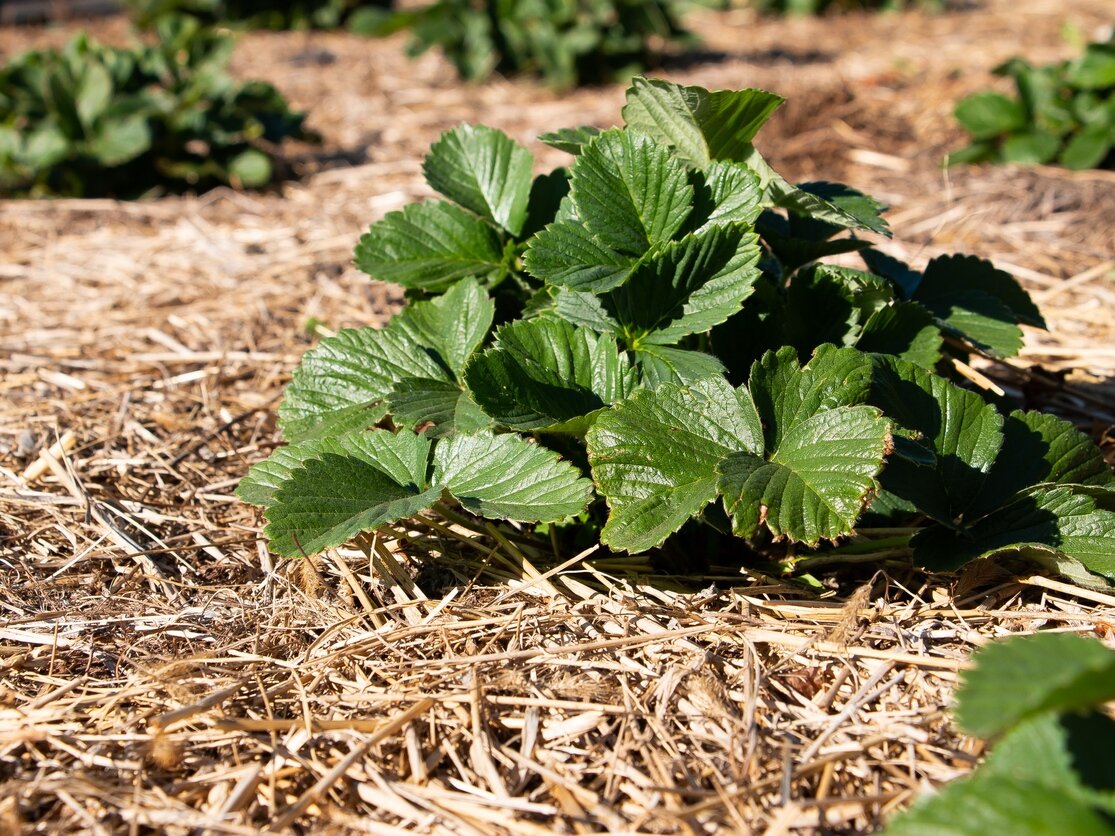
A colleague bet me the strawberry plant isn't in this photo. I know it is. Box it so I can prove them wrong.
[747,0,943,14]
[365,0,696,88]
[953,39,1115,170]
[0,15,317,198]
[887,632,1115,835]
[124,0,393,31]
[240,77,1115,586]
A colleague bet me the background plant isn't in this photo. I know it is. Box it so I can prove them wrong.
[240,77,1115,587]
[744,0,943,16]
[362,0,697,88]
[0,15,317,198]
[886,632,1115,835]
[124,0,393,31]
[953,38,1115,170]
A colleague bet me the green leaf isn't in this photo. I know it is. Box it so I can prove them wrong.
[423,124,534,236]
[237,436,329,507]
[855,302,943,368]
[911,484,1115,579]
[538,125,602,155]
[973,410,1115,514]
[1002,130,1061,164]
[523,220,634,292]
[1067,43,1115,90]
[634,345,726,387]
[955,633,1115,738]
[868,356,1004,524]
[433,431,592,521]
[954,91,1026,140]
[76,61,112,127]
[796,182,890,236]
[719,404,891,545]
[278,280,492,440]
[608,224,762,345]
[354,200,507,292]
[588,376,764,554]
[694,160,764,230]
[228,147,271,188]
[264,430,439,557]
[885,774,1115,836]
[722,346,890,544]
[386,378,489,437]
[1060,125,1111,170]
[465,317,636,433]
[621,76,785,167]
[391,277,494,377]
[748,345,875,451]
[912,254,1043,358]
[21,124,70,167]
[571,128,693,256]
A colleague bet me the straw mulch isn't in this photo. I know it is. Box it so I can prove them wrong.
[2,0,1114,831]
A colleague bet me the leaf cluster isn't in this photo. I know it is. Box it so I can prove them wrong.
[0,15,317,198]
[887,632,1115,835]
[240,77,1115,587]
[361,0,697,88]
[123,0,393,31]
[953,38,1115,170]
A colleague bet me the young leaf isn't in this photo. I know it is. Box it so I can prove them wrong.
[354,200,507,292]
[465,317,636,433]
[422,124,534,236]
[538,125,602,155]
[588,376,764,554]
[523,220,634,292]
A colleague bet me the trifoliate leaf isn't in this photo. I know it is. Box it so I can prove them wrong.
[354,200,507,292]
[571,128,693,256]
[237,436,329,507]
[621,76,784,167]
[588,376,764,554]
[718,405,891,545]
[264,430,439,557]
[465,317,636,433]
[433,431,592,521]
[955,633,1115,739]
[422,124,534,236]
[868,357,1004,524]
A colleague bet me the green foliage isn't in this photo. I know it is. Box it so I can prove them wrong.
[123,0,392,31]
[239,77,1115,589]
[953,39,1115,171]
[0,16,316,198]
[886,633,1115,835]
[364,0,697,88]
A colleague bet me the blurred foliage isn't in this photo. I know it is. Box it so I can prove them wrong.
[953,39,1115,170]
[0,15,318,198]
[744,0,944,14]
[123,0,393,31]
[358,0,699,88]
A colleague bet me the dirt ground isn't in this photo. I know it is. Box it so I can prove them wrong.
[2,0,1114,832]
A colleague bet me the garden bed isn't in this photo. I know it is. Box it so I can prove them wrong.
[2,0,1114,831]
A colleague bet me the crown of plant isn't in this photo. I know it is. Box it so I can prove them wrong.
[240,77,1115,587]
